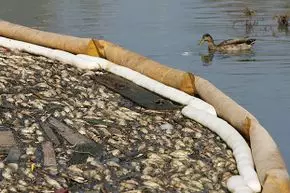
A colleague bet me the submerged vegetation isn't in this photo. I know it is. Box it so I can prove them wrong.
[232,7,259,35]
[232,7,289,36]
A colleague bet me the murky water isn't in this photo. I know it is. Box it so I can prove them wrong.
[1,0,289,169]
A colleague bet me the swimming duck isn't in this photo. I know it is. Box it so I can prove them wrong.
[243,7,256,17]
[199,34,256,51]
[273,14,289,27]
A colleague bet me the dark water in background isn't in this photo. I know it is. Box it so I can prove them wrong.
[1,0,289,169]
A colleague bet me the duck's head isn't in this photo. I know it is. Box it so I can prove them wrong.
[199,34,214,45]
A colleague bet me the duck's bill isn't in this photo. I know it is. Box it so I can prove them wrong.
[198,39,204,45]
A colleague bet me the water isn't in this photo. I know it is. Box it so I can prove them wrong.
[1,0,289,169]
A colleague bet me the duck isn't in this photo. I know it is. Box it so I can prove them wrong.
[199,34,256,52]
[273,14,288,27]
[243,7,256,17]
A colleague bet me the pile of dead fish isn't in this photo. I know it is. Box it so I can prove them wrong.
[0,47,237,193]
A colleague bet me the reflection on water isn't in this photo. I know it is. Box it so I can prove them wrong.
[277,17,289,34]
[200,50,255,65]
[233,19,259,35]
[200,52,214,65]
[1,0,290,169]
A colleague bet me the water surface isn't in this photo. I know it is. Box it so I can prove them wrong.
[1,0,289,169]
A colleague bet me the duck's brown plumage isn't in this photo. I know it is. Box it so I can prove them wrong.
[274,15,289,27]
[218,38,256,46]
[199,34,256,51]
